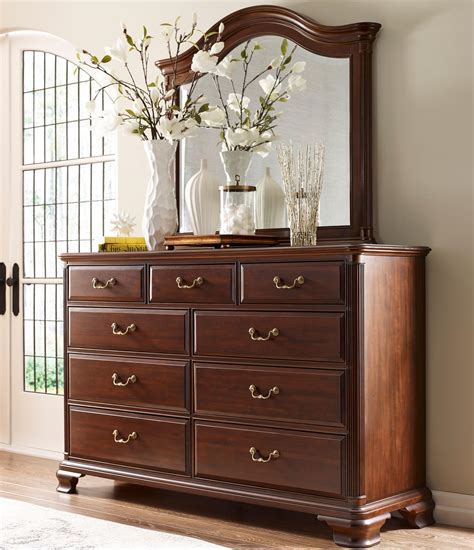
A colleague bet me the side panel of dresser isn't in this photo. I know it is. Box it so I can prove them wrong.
[360,254,427,503]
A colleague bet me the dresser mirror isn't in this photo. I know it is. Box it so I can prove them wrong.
[157,5,381,241]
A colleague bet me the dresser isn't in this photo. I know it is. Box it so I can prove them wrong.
[57,244,434,548]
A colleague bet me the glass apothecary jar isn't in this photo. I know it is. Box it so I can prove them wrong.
[219,175,256,235]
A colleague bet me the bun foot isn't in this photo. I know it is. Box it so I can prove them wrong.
[399,498,435,528]
[56,469,84,494]
[318,513,390,548]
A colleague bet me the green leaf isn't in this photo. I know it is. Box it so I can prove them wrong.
[76,51,81,61]
[220,130,225,140]
[73,66,79,76]
[126,34,134,47]
[284,55,292,65]
[160,22,173,26]
[198,103,209,113]
[195,114,202,124]
[101,55,112,63]
[91,56,99,65]
[143,25,147,37]
[281,38,288,56]
[253,43,262,50]
[148,82,156,87]
[240,49,247,59]
[125,109,136,117]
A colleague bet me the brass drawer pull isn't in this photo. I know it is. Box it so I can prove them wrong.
[176,276,203,289]
[92,277,117,289]
[249,327,279,341]
[249,384,280,399]
[273,275,304,289]
[111,322,136,336]
[112,429,138,444]
[249,447,280,463]
[112,373,137,386]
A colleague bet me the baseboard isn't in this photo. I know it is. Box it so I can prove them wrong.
[432,490,474,529]
[0,443,62,462]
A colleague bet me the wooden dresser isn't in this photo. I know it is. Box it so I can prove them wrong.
[57,244,434,547]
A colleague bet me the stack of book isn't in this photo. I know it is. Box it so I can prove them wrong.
[97,237,148,252]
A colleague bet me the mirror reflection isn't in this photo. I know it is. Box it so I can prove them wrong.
[179,35,350,232]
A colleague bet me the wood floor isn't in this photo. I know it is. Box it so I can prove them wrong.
[0,451,472,549]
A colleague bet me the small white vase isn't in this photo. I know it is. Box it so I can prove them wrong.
[184,159,220,235]
[142,140,178,251]
[256,167,286,228]
[220,150,253,184]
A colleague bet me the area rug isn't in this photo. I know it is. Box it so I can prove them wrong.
[0,497,225,549]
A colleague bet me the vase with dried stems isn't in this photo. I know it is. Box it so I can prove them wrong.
[277,143,324,246]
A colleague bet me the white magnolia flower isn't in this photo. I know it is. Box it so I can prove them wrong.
[191,50,219,74]
[218,22,225,35]
[92,111,122,136]
[227,93,250,113]
[104,37,127,64]
[258,74,282,98]
[260,130,280,142]
[288,74,307,92]
[158,116,186,142]
[253,141,272,157]
[132,99,144,115]
[225,127,259,148]
[114,95,130,114]
[150,87,160,104]
[155,68,165,87]
[269,55,283,69]
[200,106,226,127]
[291,61,306,73]
[162,27,173,42]
[210,41,224,55]
[192,12,197,25]
[122,120,140,135]
[215,56,236,80]
[85,100,96,114]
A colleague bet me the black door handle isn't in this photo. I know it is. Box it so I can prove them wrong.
[0,263,5,315]
[5,263,19,316]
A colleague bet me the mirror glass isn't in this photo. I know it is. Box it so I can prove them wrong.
[179,35,350,231]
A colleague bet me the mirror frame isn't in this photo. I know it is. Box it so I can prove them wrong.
[156,5,381,242]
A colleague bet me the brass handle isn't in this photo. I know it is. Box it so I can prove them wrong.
[249,327,279,341]
[112,429,138,444]
[111,322,136,336]
[92,277,117,289]
[112,373,137,386]
[273,275,304,289]
[176,276,203,289]
[249,447,280,463]
[249,384,280,399]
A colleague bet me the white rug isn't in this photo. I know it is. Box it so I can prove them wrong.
[0,497,225,549]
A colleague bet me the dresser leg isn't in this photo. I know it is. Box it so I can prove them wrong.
[398,498,435,528]
[56,469,84,494]
[318,513,390,548]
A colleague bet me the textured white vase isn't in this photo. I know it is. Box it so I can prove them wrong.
[220,150,253,184]
[184,159,220,235]
[256,167,286,228]
[142,140,178,251]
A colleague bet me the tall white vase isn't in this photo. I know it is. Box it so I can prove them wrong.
[220,150,253,184]
[256,167,286,228]
[184,159,220,235]
[142,140,178,251]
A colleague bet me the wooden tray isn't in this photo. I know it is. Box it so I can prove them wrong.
[164,234,281,250]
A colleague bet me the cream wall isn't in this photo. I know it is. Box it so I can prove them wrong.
[1,0,473,496]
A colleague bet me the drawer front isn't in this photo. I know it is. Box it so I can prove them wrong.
[194,311,345,362]
[241,262,345,305]
[69,308,188,355]
[195,422,344,496]
[69,355,189,412]
[69,266,145,302]
[194,363,344,426]
[150,264,235,304]
[69,408,188,474]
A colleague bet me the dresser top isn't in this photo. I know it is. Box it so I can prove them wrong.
[60,243,430,264]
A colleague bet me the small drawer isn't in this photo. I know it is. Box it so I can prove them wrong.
[69,308,188,355]
[150,264,235,304]
[69,355,189,412]
[194,311,345,363]
[194,422,344,496]
[68,265,145,302]
[241,262,345,305]
[69,407,188,474]
[194,363,344,427]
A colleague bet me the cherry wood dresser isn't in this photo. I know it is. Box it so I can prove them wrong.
[57,244,434,547]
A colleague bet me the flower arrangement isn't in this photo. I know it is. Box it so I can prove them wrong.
[78,16,225,142]
[190,38,307,157]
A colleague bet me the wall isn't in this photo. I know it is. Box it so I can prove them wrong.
[1,0,473,498]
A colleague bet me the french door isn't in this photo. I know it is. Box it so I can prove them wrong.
[0,31,116,453]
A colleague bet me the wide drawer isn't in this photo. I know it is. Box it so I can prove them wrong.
[194,311,345,362]
[241,262,345,305]
[194,422,344,496]
[69,354,189,412]
[69,308,188,355]
[69,407,188,474]
[150,264,235,304]
[68,266,145,302]
[194,363,344,426]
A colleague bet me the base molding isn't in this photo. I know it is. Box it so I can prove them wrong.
[0,443,62,461]
[431,490,474,529]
